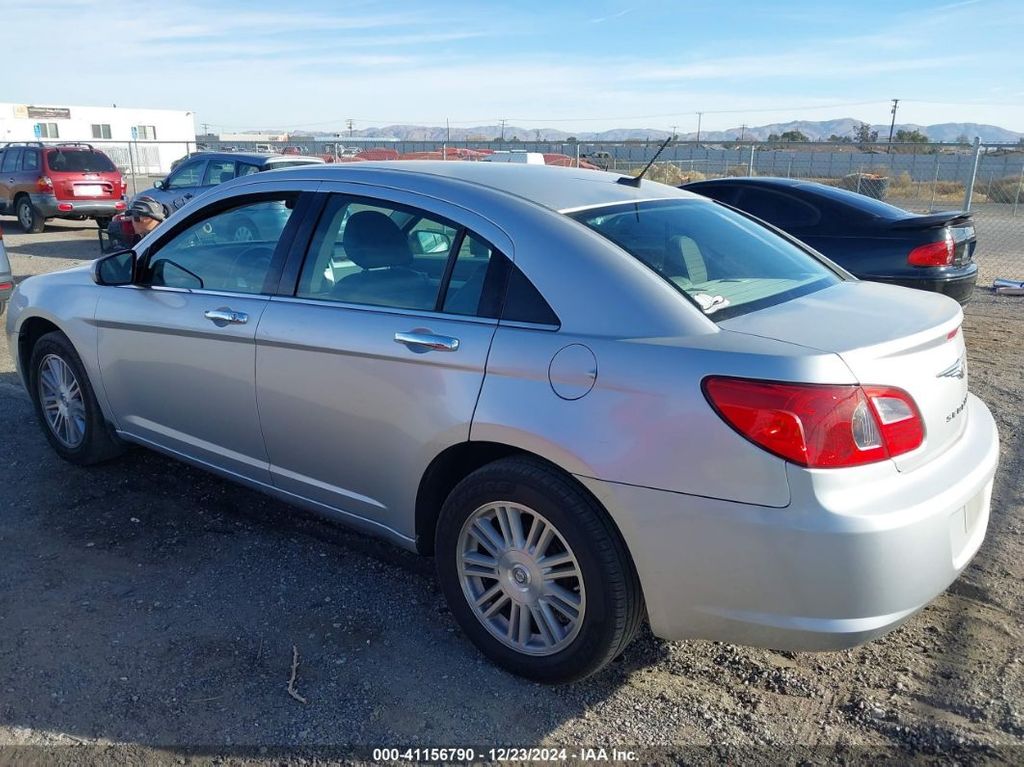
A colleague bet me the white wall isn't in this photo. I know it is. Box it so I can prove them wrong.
[0,103,196,174]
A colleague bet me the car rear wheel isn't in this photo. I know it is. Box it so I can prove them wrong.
[29,331,125,465]
[17,197,45,233]
[435,457,643,683]
[95,216,112,230]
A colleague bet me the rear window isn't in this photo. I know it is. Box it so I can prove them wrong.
[795,183,909,220]
[45,149,116,173]
[569,199,840,321]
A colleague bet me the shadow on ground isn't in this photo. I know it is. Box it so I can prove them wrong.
[0,384,664,748]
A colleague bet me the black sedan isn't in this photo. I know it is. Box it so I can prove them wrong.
[684,177,978,304]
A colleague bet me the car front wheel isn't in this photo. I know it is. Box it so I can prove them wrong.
[28,331,125,465]
[436,457,643,683]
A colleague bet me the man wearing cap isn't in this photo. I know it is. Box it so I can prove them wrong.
[105,197,166,250]
[128,197,166,239]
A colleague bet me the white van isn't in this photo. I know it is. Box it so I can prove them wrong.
[482,150,546,164]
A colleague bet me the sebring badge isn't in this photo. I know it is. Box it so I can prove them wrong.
[937,355,966,380]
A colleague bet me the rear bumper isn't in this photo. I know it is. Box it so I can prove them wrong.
[29,193,125,219]
[579,393,999,651]
[868,268,978,305]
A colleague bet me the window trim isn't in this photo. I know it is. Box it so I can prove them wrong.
[139,191,313,295]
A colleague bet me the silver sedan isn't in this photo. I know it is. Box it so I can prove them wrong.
[4,163,999,682]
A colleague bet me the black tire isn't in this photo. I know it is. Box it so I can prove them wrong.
[95,216,112,230]
[28,331,125,465]
[435,457,644,683]
[16,196,45,233]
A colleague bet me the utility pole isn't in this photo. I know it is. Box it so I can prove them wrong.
[670,124,678,138]
[887,98,900,153]
[695,112,703,144]
[346,118,354,138]
[499,119,507,141]
[446,117,451,143]
[202,122,209,135]
[739,124,746,142]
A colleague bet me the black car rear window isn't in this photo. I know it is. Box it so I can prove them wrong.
[45,149,116,173]
[791,183,909,219]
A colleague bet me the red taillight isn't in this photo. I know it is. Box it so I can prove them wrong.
[115,201,126,210]
[703,377,924,468]
[36,175,53,192]
[908,236,953,266]
[57,202,73,211]
[0,282,12,292]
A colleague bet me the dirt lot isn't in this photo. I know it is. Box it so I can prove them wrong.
[0,219,1022,762]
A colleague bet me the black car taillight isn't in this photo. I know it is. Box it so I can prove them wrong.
[908,231,954,266]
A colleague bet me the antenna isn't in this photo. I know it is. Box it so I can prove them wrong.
[617,133,675,187]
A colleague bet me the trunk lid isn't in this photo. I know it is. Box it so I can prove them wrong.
[719,280,968,472]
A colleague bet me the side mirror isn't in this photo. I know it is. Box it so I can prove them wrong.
[93,250,137,286]
[412,230,452,255]
[153,179,165,190]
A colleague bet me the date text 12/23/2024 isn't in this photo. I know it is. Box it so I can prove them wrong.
[373,747,638,762]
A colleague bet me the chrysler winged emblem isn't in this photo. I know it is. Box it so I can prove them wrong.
[937,355,966,380]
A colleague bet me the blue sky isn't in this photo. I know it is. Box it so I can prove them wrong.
[5,0,1023,133]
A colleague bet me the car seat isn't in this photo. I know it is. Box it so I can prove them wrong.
[333,211,435,309]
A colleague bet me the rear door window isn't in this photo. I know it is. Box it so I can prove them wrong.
[22,149,40,171]
[202,159,236,186]
[570,199,839,320]
[296,196,458,311]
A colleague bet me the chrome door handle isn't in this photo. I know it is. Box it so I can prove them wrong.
[394,331,460,352]
[204,309,248,324]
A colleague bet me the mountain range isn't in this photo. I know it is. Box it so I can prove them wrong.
[289,119,1023,144]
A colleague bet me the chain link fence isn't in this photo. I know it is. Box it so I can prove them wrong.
[41,136,1020,285]
[572,140,1024,286]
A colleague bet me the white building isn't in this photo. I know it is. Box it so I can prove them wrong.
[0,102,196,174]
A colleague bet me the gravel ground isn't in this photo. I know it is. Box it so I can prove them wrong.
[0,218,1021,763]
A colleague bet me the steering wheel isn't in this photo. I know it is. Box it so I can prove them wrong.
[228,245,275,291]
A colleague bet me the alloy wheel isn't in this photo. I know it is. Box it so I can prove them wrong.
[37,354,87,448]
[457,502,586,656]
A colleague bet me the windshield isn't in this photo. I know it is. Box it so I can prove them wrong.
[569,199,841,321]
[46,149,116,173]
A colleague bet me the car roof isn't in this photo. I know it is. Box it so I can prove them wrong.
[263,161,698,212]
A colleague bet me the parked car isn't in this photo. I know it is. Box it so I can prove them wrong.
[133,151,325,222]
[281,145,307,155]
[0,142,127,233]
[0,225,11,315]
[6,163,998,683]
[684,177,979,304]
[482,150,545,164]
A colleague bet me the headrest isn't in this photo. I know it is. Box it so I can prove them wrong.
[342,211,412,269]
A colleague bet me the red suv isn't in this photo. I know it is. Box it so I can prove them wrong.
[0,142,127,233]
